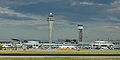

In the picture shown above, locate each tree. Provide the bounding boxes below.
[0,44,2,50]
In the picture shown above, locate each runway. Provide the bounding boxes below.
[0,54,119,58]
[0,56,120,58]
[0,54,120,56]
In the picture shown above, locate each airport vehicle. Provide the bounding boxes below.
[2,44,15,48]
[59,46,77,49]
[91,41,114,50]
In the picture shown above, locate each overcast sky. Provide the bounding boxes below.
[0,0,120,41]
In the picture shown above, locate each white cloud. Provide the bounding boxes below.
[0,7,47,21]
[0,20,46,26]
[0,0,64,7]
[71,2,77,6]
[107,0,120,12]
[104,26,120,29]
[0,7,30,18]
[107,7,120,12]
[97,4,105,6]
[0,7,69,27]
[110,0,120,6]
[0,7,14,15]
[79,1,106,6]
[0,19,67,26]
[80,2,93,5]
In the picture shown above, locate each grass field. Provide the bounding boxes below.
[0,57,120,60]
[0,50,120,54]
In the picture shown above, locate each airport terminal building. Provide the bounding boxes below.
[0,38,119,50]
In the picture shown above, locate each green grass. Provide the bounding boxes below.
[0,57,120,60]
[0,50,120,54]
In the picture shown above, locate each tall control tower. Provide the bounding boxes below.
[77,24,83,42]
[47,12,55,44]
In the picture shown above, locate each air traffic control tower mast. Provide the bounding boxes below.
[77,24,83,43]
[47,12,55,44]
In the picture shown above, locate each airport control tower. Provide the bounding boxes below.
[47,12,55,44]
[77,24,83,42]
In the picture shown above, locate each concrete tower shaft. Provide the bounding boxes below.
[47,12,55,44]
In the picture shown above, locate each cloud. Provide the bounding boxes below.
[55,20,67,24]
[79,1,106,6]
[0,0,39,7]
[103,25,120,32]
[80,2,93,5]
[91,16,120,24]
[0,19,69,31]
[0,20,46,26]
[0,7,37,20]
[114,23,120,25]
[110,0,120,6]
[104,26,120,29]
[107,7,120,12]
[71,2,77,6]
[104,29,120,32]
[0,19,67,26]
[0,0,64,7]
[36,26,46,30]
[107,0,120,12]
[0,6,69,30]
[0,7,15,15]
[97,4,105,6]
